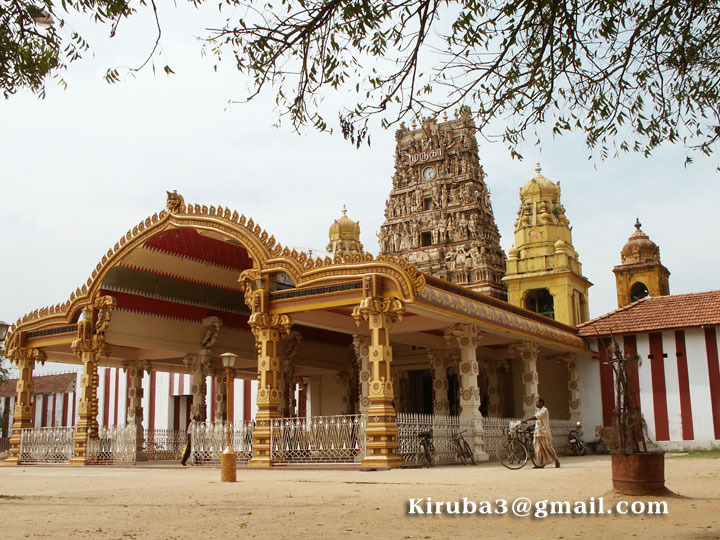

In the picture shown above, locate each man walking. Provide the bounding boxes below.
[521,397,560,469]
[181,416,198,466]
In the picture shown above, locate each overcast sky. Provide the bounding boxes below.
[2,4,719,371]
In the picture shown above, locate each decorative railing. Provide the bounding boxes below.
[483,416,574,459]
[87,425,137,464]
[270,415,365,464]
[396,413,474,465]
[0,437,10,453]
[143,429,185,461]
[188,421,254,465]
[19,427,76,464]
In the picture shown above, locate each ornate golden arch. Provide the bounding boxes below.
[6,192,425,348]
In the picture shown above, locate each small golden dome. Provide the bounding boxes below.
[520,164,560,198]
[329,206,360,241]
[508,245,519,259]
[327,206,363,257]
[554,239,567,252]
[621,218,660,264]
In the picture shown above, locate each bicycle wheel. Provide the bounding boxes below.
[419,441,433,467]
[528,439,542,468]
[498,440,528,470]
[455,441,467,465]
[462,440,475,465]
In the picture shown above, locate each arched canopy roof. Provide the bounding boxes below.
[6,192,426,351]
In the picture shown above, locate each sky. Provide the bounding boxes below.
[1,3,720,377]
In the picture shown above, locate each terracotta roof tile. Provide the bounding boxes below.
[0,373,77,398]
[577,290,720,337]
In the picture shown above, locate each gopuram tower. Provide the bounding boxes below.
[377,111,507,299]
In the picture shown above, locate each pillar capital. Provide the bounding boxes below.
[6,346,46,367]
[444,324,481,349]
[248,312,293,337]
[509,340,540,361]
[351,297,405,328]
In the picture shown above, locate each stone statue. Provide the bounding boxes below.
[201,317,222,350]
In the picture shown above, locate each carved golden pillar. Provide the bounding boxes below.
[247,313,292,467]
[70,297,116,466]
[353,335,371,417]
[4,347,46,465]
[125,360,146,459]
[445,324,488,461]
[511,341,540,419]
[352,297,405,469]
[429,350,450,416]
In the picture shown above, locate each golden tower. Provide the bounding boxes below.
[613,218,670,307]
[378,111,507,299]
[503,165,592,326]
[327,206,364,258]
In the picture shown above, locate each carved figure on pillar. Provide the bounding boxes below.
[4,347,46,465]
[352,296,405,469]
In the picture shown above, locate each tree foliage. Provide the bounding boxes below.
[0,0,134,97]
[3,0,720,160]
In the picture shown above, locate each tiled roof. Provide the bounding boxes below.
[0,373,77,398]
[577,290,720,337]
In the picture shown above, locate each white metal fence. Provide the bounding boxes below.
[87,425,137,464]
[19,427,76,464]
[188,421,254,465]
[143,429,185,461]
[270,415,365,464]
[396,413,475,465]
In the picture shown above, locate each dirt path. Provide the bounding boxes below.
[2,455,719,539]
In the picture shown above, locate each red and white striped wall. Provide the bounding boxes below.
[592,326,720,450]
[3,369,259,435]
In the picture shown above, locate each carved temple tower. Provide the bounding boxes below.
[377,111,507,299]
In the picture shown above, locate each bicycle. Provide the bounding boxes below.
[451,429,475,465]
[498,422,541,470]
[418,430,435,467]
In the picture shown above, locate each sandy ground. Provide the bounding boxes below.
[2,455,719,540]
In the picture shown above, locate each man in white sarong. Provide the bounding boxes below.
[522,397,561,469]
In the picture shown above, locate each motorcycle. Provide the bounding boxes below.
[568,421,587,455]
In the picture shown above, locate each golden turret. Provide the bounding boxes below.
[327,206,364,258]
[613,218,670,307]
[503,165,591,326]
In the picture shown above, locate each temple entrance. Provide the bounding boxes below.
[406,370,433,414]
